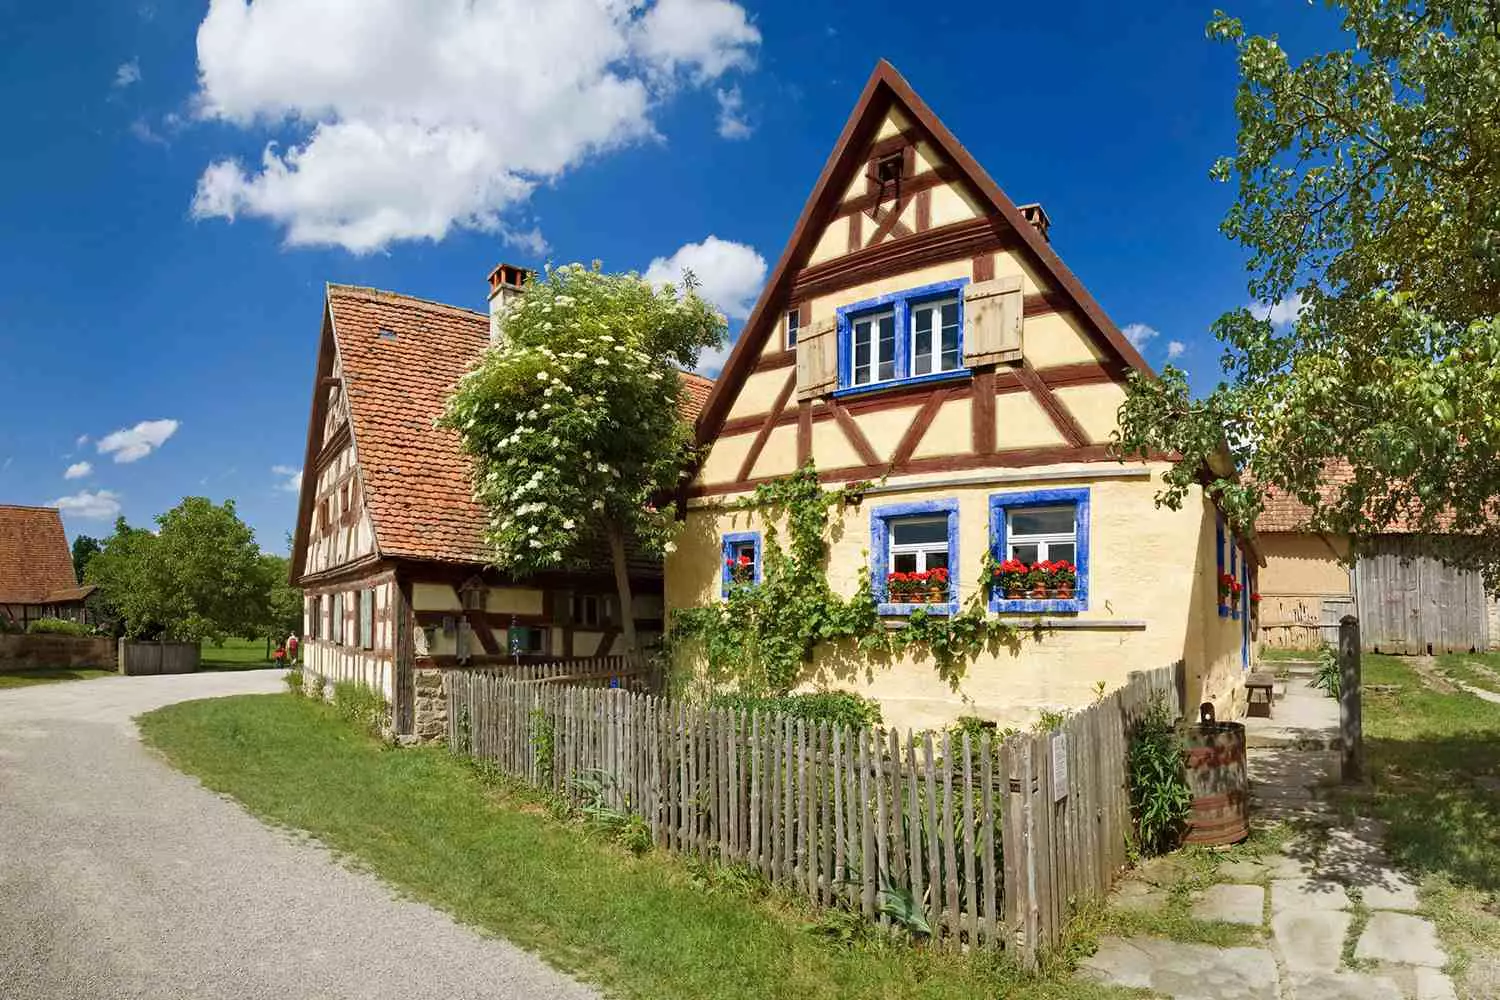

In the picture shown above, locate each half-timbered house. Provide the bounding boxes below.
[0,505,93,628]
[290,265,713,737]
[666,62,1260,730]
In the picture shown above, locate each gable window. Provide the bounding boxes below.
[785,308,800,349]
[837,279,969,395]
[870,499,959,615]
[721,532,762,596]
[988,488,1090,613]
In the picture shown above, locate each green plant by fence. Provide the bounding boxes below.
[445,661,1182,965]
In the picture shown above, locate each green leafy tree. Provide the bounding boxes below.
[258,553,303,643]
[1116,4,1500,581]
[71,535,101,585]
[85,499,271,643]
[441,263,725,650]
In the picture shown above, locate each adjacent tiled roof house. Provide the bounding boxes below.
[289,265,713,737]
[0,505,94,628]
[1255,461,1497,652]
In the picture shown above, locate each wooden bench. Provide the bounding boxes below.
[1246,671,1276,718]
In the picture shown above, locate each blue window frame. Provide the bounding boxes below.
[870,499,960,616]
[835,278,969,396]
[1229,541,1240,621]
[721,532,762,597]
[1216,513,1228,618]
[988,488,1091,613]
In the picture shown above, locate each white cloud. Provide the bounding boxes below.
[52,490,123,521]
[1166,340,1186,360]
[189,0,760,254]
[1252,292,1305,329]
[75,434,89,448]
[644,236,766,321]
[64,461,93,480]
[114,59,141,88]
[272,465,303,493]
[715,86,751,139]
[130,118,169,146]
[1122,322,1159,351]
[96,419,180,463]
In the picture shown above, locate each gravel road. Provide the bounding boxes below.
[0,671,598,1000]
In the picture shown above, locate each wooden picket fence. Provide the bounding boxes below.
[447,653,654,689]
[446,662,1182,964]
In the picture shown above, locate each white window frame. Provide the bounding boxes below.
[1006,505,1078,564]
[909,297,962,378]
[851,310,896,387]
[888,515,950,574]
[785,308,800,349]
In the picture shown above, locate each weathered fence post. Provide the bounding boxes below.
[1338,615,1364,783]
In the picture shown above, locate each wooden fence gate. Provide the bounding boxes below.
[1356,535,1492,654]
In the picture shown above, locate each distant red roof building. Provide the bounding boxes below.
[0,505,94,623]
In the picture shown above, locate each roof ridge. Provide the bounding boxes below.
[326,283,487,320]
[0,504,62,513]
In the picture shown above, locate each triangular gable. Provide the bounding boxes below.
[695,60,1153,445]
[289,298,342,581]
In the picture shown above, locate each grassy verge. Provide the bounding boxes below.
[199,637,280,672]
[1258,647,1322,663]
[138,694,1143,1000]
[1434,653,1500,694]
[0,667,115,689]
[1335,653,1500,978]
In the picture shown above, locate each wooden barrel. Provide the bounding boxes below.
[1182,704,1249,846]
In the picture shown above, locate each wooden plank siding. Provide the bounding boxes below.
[1355,535,1492,654]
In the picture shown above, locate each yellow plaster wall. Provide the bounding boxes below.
[1022,311,1106,368]
[484,587,546,616]
[1053,382,1127,444]
[853,404,922,462]
[810,418,862,472]
[667,466,1241,730]
[996,393,1067,450]
[992,249,1052,297]
[911,397,971,459]
[807,222,849,267]
[725,369,793,421]
[928,183,980,228]
[698,433,756,486]
[1259,532,1352,596]
[412,582,461,612]
[749,424,800,480]
[808,260,971,320]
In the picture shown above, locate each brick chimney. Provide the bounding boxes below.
[486,263,532,344]
[1018,203,1051,243]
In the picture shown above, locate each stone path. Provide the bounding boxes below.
[1079,661,1459,1000]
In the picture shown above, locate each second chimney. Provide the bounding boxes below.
[1017,203,1052,243]
[487,263,533,344]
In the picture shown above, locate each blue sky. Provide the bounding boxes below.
[0,0,1341,550]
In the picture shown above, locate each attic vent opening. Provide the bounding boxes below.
[876,152,904,185]
[377,328,398,340]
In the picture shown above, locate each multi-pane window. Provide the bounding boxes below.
[508,626,547,656]
[851,311,897,386]
[785,308,800,349]
[572,594,604,627]
[308,595,321,640]
[331,592,344,645]
[910,298,961,377]
[358,589,374,649]
[1006,506,1077,565]
[888,516,950,574]
[721,532,762,595]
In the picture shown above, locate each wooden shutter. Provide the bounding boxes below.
[963,275,1024,367]
[796,316,837,401]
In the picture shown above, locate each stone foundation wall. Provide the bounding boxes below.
[413,668,447,743]
[0,634,116,671]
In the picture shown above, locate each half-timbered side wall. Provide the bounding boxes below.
[301,568,397,703]
[302,356,377,578]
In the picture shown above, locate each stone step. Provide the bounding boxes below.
[1245,731,1343,751]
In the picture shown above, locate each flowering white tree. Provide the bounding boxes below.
[441,263,725,650]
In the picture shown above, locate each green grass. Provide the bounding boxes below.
[138,694,1143,1000]
[1335,653,1500,974]
[1434,653,1500,694]
[0,667,115,689]
[1258,647,1322,662]
[199,637,282,672]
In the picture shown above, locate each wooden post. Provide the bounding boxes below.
[1338,615,1364,783]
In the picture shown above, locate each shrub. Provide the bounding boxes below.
[708,690,882,730]
[283,668,304,696]
[331,681,388,735]
[1127,696,1192,857]
[1312,644,1341,699]
[0,618,22,634]
[25,617,94,637]
[947,714,1021,747]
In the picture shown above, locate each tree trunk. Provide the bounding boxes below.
[605,521,638,652]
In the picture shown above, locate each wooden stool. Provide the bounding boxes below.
[1245,671,1276,718]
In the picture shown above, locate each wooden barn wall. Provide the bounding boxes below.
[1355,535,1492,654]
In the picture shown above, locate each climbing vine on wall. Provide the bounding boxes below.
[669,463,1022,694]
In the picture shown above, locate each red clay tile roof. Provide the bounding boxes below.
[0,506,83,604]
[1255,460,1434,534]
[325,285,713,565]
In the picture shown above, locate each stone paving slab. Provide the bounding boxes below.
[1079,936,1278,1000]
[1190,883,1266,926]
[1413,967,1459,1000]
[1286,970,1404,1000]
[1272,877,1351,914]
[1358,869,1422,911]
[1219,854,1316,883]
[1273,910,1352,974]
[1355,912,1447,968]
[1111,879,1167,913]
